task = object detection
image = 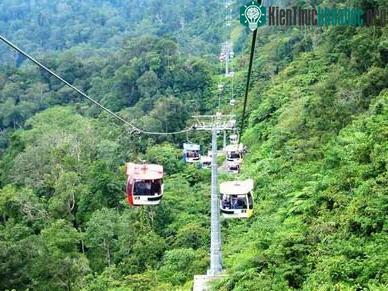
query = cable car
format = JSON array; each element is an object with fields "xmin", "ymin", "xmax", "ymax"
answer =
[
  {"xmin": 227, "ymin": 118, "xmax": 237, "ymax": 128},
  {"xmin": 183, "ymin": 143, "xmax": 201, "ymax": 163},
  {"xmin": 224, "ymin": 144, "xmax": 244, "ymax": 162},
  {"xmin": 201, "ymin": 155, "xmax": 212, "ymax": 169},
  {"xmin": 220, "ymin": 179, "xmax": 254, "ymax": 218},
  {"xmin": 226, "ymin": 160, "xmax": 240, "ymax": 174},
  {"xmin": 126, "ymin": 163, "xmax": 164, "ymax": 206},
  {"xmin": 218, "ymin": 84, "xmax": 224, "ymax": 92},
  {"xmin": 229, "ymin": 134, "xmax": 238, "ymax": 144},
  {"xmin": 229, "ymin": 99, "xmax": 236, "ymax": 106}
]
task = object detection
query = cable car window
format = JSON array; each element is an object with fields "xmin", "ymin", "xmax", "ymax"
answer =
[
  {"xmin": 228, "ymin": 152, "xmax": 240, "ymax": 159},
  {"xmin": 187, "ymin": 151, "xmax": 199, "ymax": 158},
  {"xmin": 134, "ymin": 179, "xmax": 161, "ymax": 196},
  {"xmin": 224, "ymin": 195, "xmax": 247, "ymax": 210},
  {"xmin": 134, "ymin": 181, "xmax": 150, "ymax": 196},
  {"xmin": 151, "ymin": 179, "xmax": 162, "ymax": 195},
  {"xmin": 236, "ymin": 196, "xmax": 247, "ymax": 209},
  {"xmin": 221, "ymin": 195, "xmax": 231, "ymax": 209}
]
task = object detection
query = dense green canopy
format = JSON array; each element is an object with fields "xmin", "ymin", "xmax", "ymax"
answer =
[{"xmin": 0, "ymin": 0, "xmax": 387, "ymax": 290}]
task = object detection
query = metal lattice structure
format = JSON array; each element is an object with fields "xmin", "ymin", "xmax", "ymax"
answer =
[
  {"xmin": 192, "ymin": 114, "xmax": 236, "ymax": 132},
  {"xmin": 191, "ymin": 113, "xmax": 236, "ymax": 276}
]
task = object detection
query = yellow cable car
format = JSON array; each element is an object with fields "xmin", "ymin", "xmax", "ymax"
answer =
[{"xmin": 220, "ymin": 179, "xmax": 254, "ymax": 219}]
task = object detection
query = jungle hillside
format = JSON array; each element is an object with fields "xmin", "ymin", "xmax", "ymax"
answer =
[{"xmin": 0, "ymin": 0, "xmax": 387, "ymax": 290}]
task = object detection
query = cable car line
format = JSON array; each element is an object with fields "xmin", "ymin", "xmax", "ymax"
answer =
[
  {"xmin": 0, "ymin": 35, "xmax": 192, "ymax": 136},
  {"xmin": 1, "ymin": 2, "xmax": 257, "ymax": 283},
  {"xmin": 238, "ymin": 28, "xmax": 258, "ymax": 144}
]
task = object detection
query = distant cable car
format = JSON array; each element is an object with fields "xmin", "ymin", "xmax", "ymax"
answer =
[
  {"xmin": 183, "ymin": 143, "xmax": 201, "ymax": 163},
  {"xmin": 229, "ymin": 134, "xmax": 238, "ymax": 144},
  {"xmin": 125, "ymin": 163, "xmax": 164, "ymax": 206},
  {"xmin": 201, "ymin": 155, "xmax": 212, "ymax": 169},
  {"xmin": 220, "ymin": 179, "xmax": 254, "ymax": 218},
  {"xmin": 226, "ymin": 160, "xmax": 240, "ymax": 174},
  {"xmin": 227, "ymin": 118, "xmax": 237, "ymax": 128},
  {"xmin": 224, "ymin": 144, "xmax": 244, "ymax": 162},
  {"xmin": 218, "ymin": 84, "xmax": 224, "ymax": 92}
]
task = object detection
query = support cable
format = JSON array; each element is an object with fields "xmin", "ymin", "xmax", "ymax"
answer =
[{"xmin": 238, "ymin": 29, "xmax": 257, "ymax": 144}]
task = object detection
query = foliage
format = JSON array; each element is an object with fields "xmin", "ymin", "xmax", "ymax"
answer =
[{"xmin": 0, "ymin": 0, "xmax": 387, "ymax": 290}]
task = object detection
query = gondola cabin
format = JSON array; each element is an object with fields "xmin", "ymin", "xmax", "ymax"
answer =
[
  {"xmin": 126, "ymin": 163, "xmax": 164, "ymax": 206},
  {"xmin": 229, "ymin": 134, "xmax": 238, "ymax": 144},
  {"xmin": 226, "ymin": 160, "xmax": 240, "ymax": 174},
  {"xmin": 226, "ymin": 118, "xmax": 237, "ymax": 128},
  {"xmin": 224, "ymin": 144, "xmax": 244, "ymax": 162},
  {"xmin": 201, "ymin": 155, "xmax": 212, "ymax": 169},
  {"xmin": 183, "ymin": 143, "xmax": 201, "ymax": 163},
  {"xmin": 220, "ymin": 179, "xmax": 254, "ymax": 219}
]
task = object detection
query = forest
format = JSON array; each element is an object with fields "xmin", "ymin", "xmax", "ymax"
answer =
[{"xmin": 0, "ymin": 0, "xmax": 387, "ymax": 290}]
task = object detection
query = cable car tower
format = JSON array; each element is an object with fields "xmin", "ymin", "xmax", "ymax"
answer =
[{"xmin": 192, "ymin": 113, "xmax": 236, "ymax": 276}]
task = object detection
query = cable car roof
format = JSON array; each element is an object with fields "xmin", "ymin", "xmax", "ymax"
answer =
[
  {"xmin": 220, "ymin": 179, "xmax": 253, "ymax": 195},
  {"xmin": 126, "ymin": 163, "xmax": 163, "ymax": 180},
  {"xmin": 183, "ymin": 143, "xmax": 200, "ymax": 151}
]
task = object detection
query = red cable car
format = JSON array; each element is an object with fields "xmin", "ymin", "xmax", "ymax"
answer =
[{"xmin": 125, "ymin": 163, "xmax": 164, "ymax": 206}]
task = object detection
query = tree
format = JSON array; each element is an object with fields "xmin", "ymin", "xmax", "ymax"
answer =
[
  {"xmin": 159, "ymin": 248, "xmax": 208, "ymax": 285},
  {"xmin": 32, "ymin": 220, "xmax": 90, "ymax": 291},
  {"xmin": 136, "ymin": 70, "xmax": 161, "ymax": 99},
  {"xmin": 85, "ymin": 208, "xmax": 119, "ymax": 270},
  {"xmin": 143, "ymin": 143, "xmax": 184, "ymax": 175}
]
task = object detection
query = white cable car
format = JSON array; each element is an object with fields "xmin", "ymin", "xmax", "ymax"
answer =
[
  {"xmin": 226, "ymin": 160, "xmax": 240, "ymax": 174},
  {"xmin": 201, "ymin": 155, "xmax": 212, "ymax": 169},
  {"xmin": 220, "ymin": 179, "xmax": 254, "ymax": 218},
  {"xmin": 224, "ymin": 144, "xmax": 244, "ymax": 162},
  {"xmin": 218, "ymin": 84, "xmax": 224, "ymax": 92},
  {"xmin": 226, "ymin": 119, "xmax": 237, "ymax": 128},
  {"xmin": 229, "ymin": 99, "xmax": 236, "ymax": 106},
  {"xmin": 183, "ymin": 143, "xmax": 201, "ymax": 163},
  {"xmin": 229, "ymin": 134, "xmax": 238, "ymax": 144},
  {"xmin": 126, "ymin": 163, "xmax": 164, "ymax": 206}
]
